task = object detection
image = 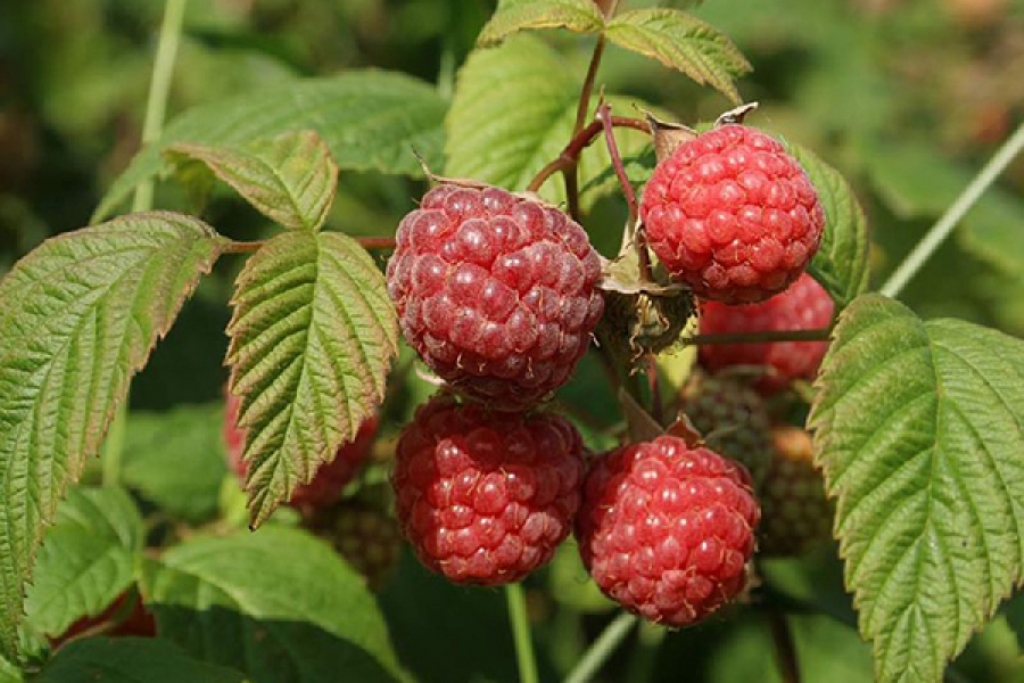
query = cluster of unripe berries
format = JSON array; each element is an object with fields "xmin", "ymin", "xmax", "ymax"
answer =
[{"xmin": 221, "ymin": 122, "xmax": 836, "ymax": 628}]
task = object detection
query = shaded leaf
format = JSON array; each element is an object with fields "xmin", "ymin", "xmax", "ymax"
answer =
[
  {"xmin": 24, "ymin": 487, "xmax": 142, "ymax": 639},
  {"xmin": 445, "ymin": 34, "xmax": 657, "ymax": 209},
  {"xmin": 604, "ymin": 9, "xmax": 750, "ymax": 104},
  {"xmin": 142, "ymin": 527, "xmax": 405, "ymax": 683},
  {"xmin": 37, "ymin": 637, "xmax": 249, "ymax": 683},
  {"xmin": 0, "ymin": 212, "xmax": 225, "ymax": 657},
  {"xmin": 786, "ymin": 141, "xmax": 871, "ymax": 308},
  {"xmin": 120, "ymin": 404, "xmax": 228, "ymax": 524},
  {"xmin": 478, "ymin": 0, "xmax": 604, "ymax": 46},
  {"xmin": 810, "ymin": 294, "xmax": 1024, "ymax": 683},
  {"xmin": 95, "ymin": 71, "xmax": 447, "ymax": 221},
  {"xmin": 168, "ymin": 130, "xmax": 338, "ymax": 231},
  {"xmin": 226, "ymin": 231, "xmax": 397, "ymax": 526},
  {"xmin": 863, "ymin": 142, "xmax": 1024, "ymax": 278}
]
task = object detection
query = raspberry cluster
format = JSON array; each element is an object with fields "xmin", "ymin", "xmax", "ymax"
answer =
[
  {"xmin": 640, "ymin": 124, "xmax": 825, "ymax": 305},
  {"xmin": 387, "ymin": 183, "xmax": 604, "ymax": 411}
]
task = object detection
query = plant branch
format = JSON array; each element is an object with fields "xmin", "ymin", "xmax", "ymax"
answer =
[
  {"xmin": 105, "ymin": 0, "xmax": 188, "ymax": 488},
  {"xmin": 683, "ymin": 328, "xmax": 832, "ymax": 346},
  {"xmin": 880, "ymin": 120, "xmax": 1024, "ymax": 299},
  {"xmin": 563, "ymin": 612, "xmax": 638, "ymax": 683},
  {"xmin": 506, "ymin": 583, "xmax": 539, "ymax": 683},
  {"xmin": 132, "ymin": 0, "xmax": 189, "ymax": 213},
  {"xmin": 527, "ymin": 117, "xmax": 651, "ymax": 194},
  {"xmin": 767, "ymin": 612, "xmax": 801, "ymax": 683}
]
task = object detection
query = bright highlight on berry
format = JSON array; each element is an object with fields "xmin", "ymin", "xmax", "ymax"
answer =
[
  {"xmin": 640, "ymin": 124, "xmax": 826, "ymax": 304},
  {"xmin": 387, "ymin": 183, "xmax": 604, "ymax": 411},
  {"xmin": 575, "ymin": 436, "xmax": 760, "ymax": 627}
]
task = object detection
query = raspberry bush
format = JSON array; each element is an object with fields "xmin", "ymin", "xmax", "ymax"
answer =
[{"xmin": 1, "ymin": 1, "xmax": 1023, "ymax": 682}]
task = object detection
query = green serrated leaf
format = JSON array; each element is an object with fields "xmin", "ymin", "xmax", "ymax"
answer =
[
  {"xmin": 604, "ymin": 9, "xmax": 750, "ymax": 104},
  {"xmin": 120, "ymin": 404, "xmax": 228, "ymax": 524},
  {"xmin": 24, "ymin": 487, "xmax": 143, "ymax": 639},
  {"xmin": 94, "ymin": 71, "xmax": 447, "ymax": 222},
  {"xmin": 0, "ymin": 212, "xmax": 225, "ymax": 659},
  {"xmin": 226, "ymin": 231, "xmax": 397, "ymax": 526},
  {"xmin": 786, "ymin": 142, "xmax": 871, "ymax": 309},
  {"xmin": 810, "ymin": 294, "xmax": 1024, "ymax": 683},
  {"xmin": 37, "ymin": 637, "xmax": 249, "ymax": 683},
  {"xmin": 477, "ymin": 0, "xmax": 605, "ymax": 46},
  {"xmin": 445, "ymin": 34, "xmax": 657, "ymax": 209},
  {"xmin": 168, "ymin": 130, "xmax": 339, "ymax": 231},
  {"xmin": 142, "ymin": 527, "xmax": 405, "ymax": 683}
]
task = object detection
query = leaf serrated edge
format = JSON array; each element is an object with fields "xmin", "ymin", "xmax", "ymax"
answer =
[
  {"xmin": 223, "ymin": 232, "xmax": 398, "ymax": 528},
  {"xmin": 0, "ymin": 211, "xmax": 226, "ymax": 659},
  {"xmin": 167, "ymin": 131, "xmax": 339, "ymax": 232},
  {"xmin": 477, "ymin": 0, "xmax": 606, "ymax": 46},
  {"xmin": 604, "ymin": 8, "xmax": 751, "ymax": 104}
]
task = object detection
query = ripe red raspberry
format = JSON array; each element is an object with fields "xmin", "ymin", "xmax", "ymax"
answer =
[
  {"xmin": 391, "ymin": 395, "xmax": 585, "ymax": 585},
  {"xmin": 387, "ymin": 183, "xmax": 605, "ymax": 411},
  {"xmin": 576, "ymin": 437, "xmax": 759, "ymax": 626},
  {"xmin": 698, "ymin": 272, "xmax": 834, "ymax": 394},
  {"xmin": 758, "ymin": 425, "xmax": 833, "ymax": 557},
  {"xmin": 224, "ymin": 390, "xmax": 378, "ymax": 508},
  {"xmin": 678, "ymin": 372, "xmax": 773, "ymax": 488},
  {"xmin": 639, "ymin": 124, "xmax": 825, "ymax": 304}
]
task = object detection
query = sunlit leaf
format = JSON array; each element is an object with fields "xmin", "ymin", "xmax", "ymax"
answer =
[
  {"xmin": 0, "ymin": 212, "xmax": 225, "ymax": 657},
  {"xmin": 810, "ymin": 294, "xmax": 1024, "ymax": 683},
  {"xmin": 226, "ymin": 231, "xmax": 397, "ymax": 526},
  {"xmin": 477, "ymin": 0, "xmax": 605, "ymax": 46},
  {"xmin": 168, "ymin": 130, "xmax": 338, "ymax": 231}
]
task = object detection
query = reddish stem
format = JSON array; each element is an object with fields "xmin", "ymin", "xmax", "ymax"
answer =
[
  {"xmin": 684, "ymin": 328, "xmax": 832, "ymax": 346},
  {"xmin": 357, "ymin": 236, "xmax": 398, "ymax": 250},
  {"xmin": 527, "ymin": 116, "xmax": 651, "ymax": 194}
]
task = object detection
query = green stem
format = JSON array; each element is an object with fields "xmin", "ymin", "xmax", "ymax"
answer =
[
  {"xmin": 880, "ymin": 121, "xmax": 1024, "ymax": 299},
  {"xmin": 563, "ymin": 612, "xmax": 637, "ymax": 683},
  {"xmin": 103, "ymin": 0, "xmax": 188, "ymax": 487},
  {"xmin": 132, "ymin": 0, "xmax": 189, "ymax": 212},
  {"xmin": 624, "ymin": 619, "xmax": 665, "ymax": 682},
  {"xmin": 506, "ymin": 583, "xmax": 539, "ymax": 683}
]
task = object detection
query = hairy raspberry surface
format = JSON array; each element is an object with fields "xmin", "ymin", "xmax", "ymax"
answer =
[
  {"xmin": 699, "ymin": 272, "xmax": 834, "ymax": 394},
  {"xmin": 640, "ymin": 125, "xmax": 825, "ymax": 304},
  {"xmin": 576, "ymin": 437, "xmax": 759, "ymax": 626},
  {"xmin": 392, "ymin": 395, "xmax": 585, "ymax": 585},
  {"xmin": 224, "ymin": 390, "xmax": 378, "ymax": 508},
  {"xmin": 387, "ymin": 184, "xmax": 605, "ymax": 411},
  {"xmin": 679, "ymin": 372, "xmax": 773, "ymax": 488},
  {"xmin": 759, "ymin": 426, "xmax": 833, "ymax": 557}
]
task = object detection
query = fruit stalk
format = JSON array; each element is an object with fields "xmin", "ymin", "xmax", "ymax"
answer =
[
  {"xmin": 880, "ymin": 120, "xmax": 1024, "ymax": 298},
  {"xmin": 506, "ymin": 583, "xmax": 540, "ymax": 683},
  {"xmin": 562, "ymin": 612, "xmax": 637, "ymax": 683}
]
